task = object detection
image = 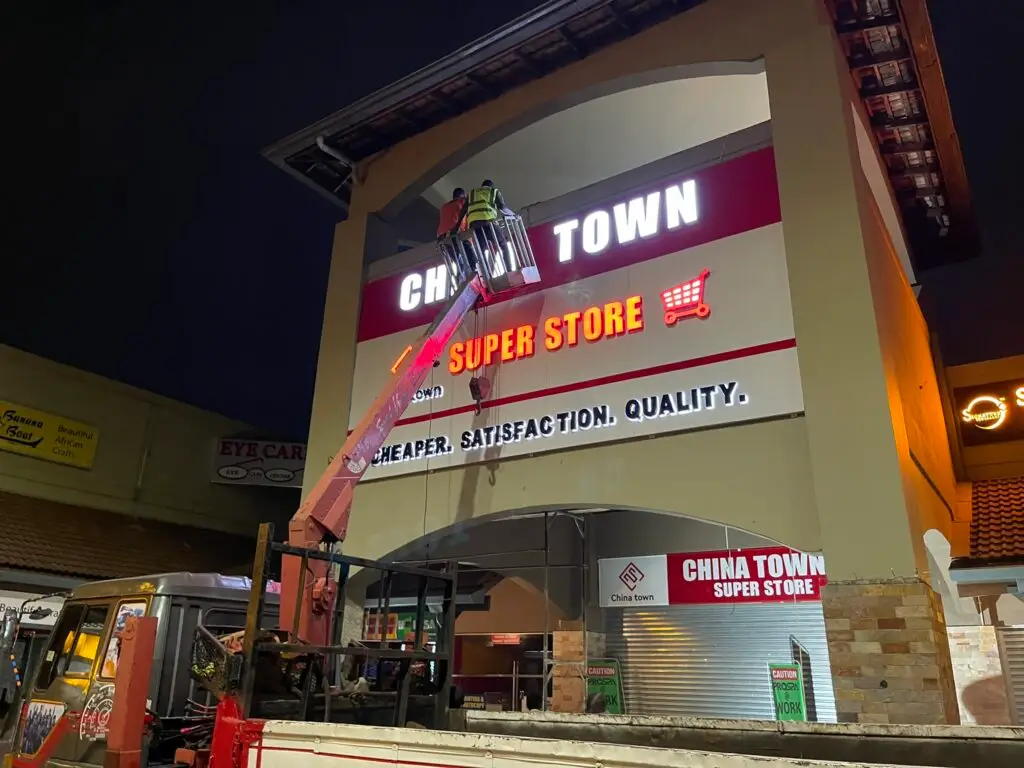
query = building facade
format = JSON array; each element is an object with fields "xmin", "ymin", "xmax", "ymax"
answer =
[
  {"xmin": 265, "ymin": 0, "xmax": 980, "ymax": 724},
  {"xmin": 0, "ymin": 343, "xmax": 296, "ymax": 617}
]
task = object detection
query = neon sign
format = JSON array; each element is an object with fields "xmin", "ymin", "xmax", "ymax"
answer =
[
  {"xmin": 1017, "ymin": 386, "xmax": 1024, "ymax": 407},
  {"xmin": 960, "ymin": 395, "xmax": 1008, "ymax": 430},
  {"xmin": 448, "ymin": 297, "xmax": 644, "ymax": 375},
  {"xmin": 552, "ymin": 180, "xmax": 698, "ymax": 263},
  {"xmin": 661, "ymin": 269, "xmax": 711, "ymax": 325}
]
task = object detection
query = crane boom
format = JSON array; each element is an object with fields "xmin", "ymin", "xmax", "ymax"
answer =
[{"xmin": 280, "ymin": 216, "xmax": 541, "ymax": 642}]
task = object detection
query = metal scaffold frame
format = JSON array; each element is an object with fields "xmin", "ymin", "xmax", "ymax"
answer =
[
  {"xmin": 389, "ymin": 510, "xmax": 590, "ymax": 712},
  {"xmin": 238, "ymin": 523, "xmax": 459, "ymax": 729}
]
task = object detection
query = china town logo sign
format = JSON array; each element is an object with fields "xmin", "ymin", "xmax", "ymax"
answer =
[
  {"xmin": 618, "ymin": 562, "xmax": 645, "ymax": 592},
  {"xmin": 398, "ymin": 179, "xmax": 700, "ymax": 312}
]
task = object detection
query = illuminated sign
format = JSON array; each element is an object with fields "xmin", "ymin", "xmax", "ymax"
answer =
[
  {"xmin": 624, "ymin": 382, "xmax": 748, "ymax": 423},
  {"xmin": 413, "ymin": 385, "xmax": 444, "ymax": 403},
  {"xmin": 960, "ymin": 395, "xmax": 1008, "ymax": 431},
  {"xmin": 552, "ymin": 180, "xmax": 698, "ymax": 263},
  {"xmin": 399, "ymin": 264, "xmax": 451, "ymax": 312},
  {"xmin": 371, "ymin": 379, "xmax": 752, "ymax": 469},
  {"xmin": 448, "ymin": 297, "xmax": 644, "ymax": 375},
  {"xmin": 396, "ymin": 180, "xmax": 699, "ymax": 312},
  {"xmin": 462, "ymin": 406, "xmax": 616, "ymax": 451},
  {"xmin": 489, "ymin": 634, "xmax": 522, "ymax": 646},
  {"xmin": 955, "ymin": 379, "xmax": 1024, "ymax": 446},
  {"xmin": 660, "ymin": 269, "xmax": 711, "ymax": 325}
]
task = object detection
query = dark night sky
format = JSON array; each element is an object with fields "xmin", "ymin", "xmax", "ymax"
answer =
[{"xmin": 3, "ymin": 1, "xmax": 1020, "ymax": 440}]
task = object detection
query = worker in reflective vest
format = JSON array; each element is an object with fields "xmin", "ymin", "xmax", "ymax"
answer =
[{"xmin": 460, "ymin": 180, "xmax": 513, "ymax": 274}]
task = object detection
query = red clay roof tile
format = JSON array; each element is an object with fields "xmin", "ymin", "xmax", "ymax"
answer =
[
  {"xmin": 0, "ymin": 490, "xmax": 256, "ymax": 580},
  {"xmin": 970, "ymin": 477, "xmax": 1024, "ymax": 562}
]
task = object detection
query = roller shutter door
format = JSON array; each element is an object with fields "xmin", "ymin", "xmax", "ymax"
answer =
[
  {"xmin": 997, "ymin": 626, "xmax": 1024, "ymax": 725},
  {"xmin": 603, "ymin": 602, "xmax": 836, "ymax": 722}
]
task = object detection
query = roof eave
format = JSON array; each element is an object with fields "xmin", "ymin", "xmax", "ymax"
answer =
[
  {"xmin": 261, "ymin": 0, "xmax": 613, "ymax": 166},
  {"xmin": 898, "ymin": 0, "xmax": 980, "ymax": 259}
]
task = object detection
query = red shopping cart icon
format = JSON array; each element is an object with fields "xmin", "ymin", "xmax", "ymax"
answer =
[{"xmin": 661, "ymin": 268, "xmax": 711, "ymax": 326}]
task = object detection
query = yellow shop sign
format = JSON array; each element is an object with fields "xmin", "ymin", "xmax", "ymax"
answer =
[{"xmin": 0, "ymin": 401, "xmax": 100, "ymax": 469}]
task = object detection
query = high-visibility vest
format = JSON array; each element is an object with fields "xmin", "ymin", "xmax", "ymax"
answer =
[{"xmin": 466, "ymin": 186, "xmax": 499, "ymax": 224}]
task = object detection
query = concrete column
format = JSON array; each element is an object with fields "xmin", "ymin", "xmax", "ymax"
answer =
[
  {"xmin": 766, "ymin": 22, "xmax": 958, "ymax": 724},
  {"xmin": 766, "ymin": 18, "xmax": 917, "ymax": 582},
  {"xmin": 302, "ymin": 212, "xmax": 368, "ymax": 499}
]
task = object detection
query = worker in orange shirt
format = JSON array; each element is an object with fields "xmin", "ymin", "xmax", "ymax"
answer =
[
  {"xmin": 437, "ymin": 187, "xmax": 468, "ymax": 239},
  {"xmin": 437, "ymin": 187, "xmax": 470, "ymax": 282}
]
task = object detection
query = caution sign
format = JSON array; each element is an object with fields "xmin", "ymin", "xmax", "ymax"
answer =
[
  {"xmin": 586, "ymin": 658, "xmax": 625, "ymax": 714},
  {"xmin": 768, "ymin": 663, "xmax": 807, "ymax": 722}
]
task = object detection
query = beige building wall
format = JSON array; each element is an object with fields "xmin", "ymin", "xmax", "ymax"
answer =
[
  {"xmin": 0, "ymin": 344, "xmax": 293, "ymax": 535},
  {"xmin": 306, "ymin": 0, "xmax": 957, "ymax": 585}
]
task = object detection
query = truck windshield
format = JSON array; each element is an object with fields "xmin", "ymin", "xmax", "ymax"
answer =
[{"xmin": 34, "ymin": 603, "xmax": 110, "ymax": 688}]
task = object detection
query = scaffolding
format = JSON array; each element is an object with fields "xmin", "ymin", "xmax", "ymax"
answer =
[{"xmin": 191, "ymin": 523, "xmax": 459, "ymax": 730}]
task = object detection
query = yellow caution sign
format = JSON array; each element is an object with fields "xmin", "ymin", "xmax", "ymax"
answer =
[{"xmin": 0, "ymin": 401, "xmax": 100, "ymax": 469}]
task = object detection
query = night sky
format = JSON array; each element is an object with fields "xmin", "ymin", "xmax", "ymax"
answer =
[{"xmin": 3, "ymin": 1, "xmax": 1020, "ymax": 440}]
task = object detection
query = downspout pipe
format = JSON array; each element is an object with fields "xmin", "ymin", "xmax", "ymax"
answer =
[{"xmin": 316, "ymin": 136, "xmax": 355, "ymax": 169}]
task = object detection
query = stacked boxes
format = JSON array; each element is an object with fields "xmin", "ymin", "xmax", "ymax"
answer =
[{"xmin": 551, "ymin": 620, "xmax": 586, "ymax": 713}]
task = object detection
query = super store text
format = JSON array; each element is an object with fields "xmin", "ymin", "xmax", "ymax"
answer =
[{"xmin": 371, "ymin": 379, "xmax": 749, "ymax": 467}]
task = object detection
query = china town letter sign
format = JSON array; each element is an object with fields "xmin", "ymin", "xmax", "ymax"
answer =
[{"xmin": 398, "ymin": 179, "xmax": 699, "ymax": 311}]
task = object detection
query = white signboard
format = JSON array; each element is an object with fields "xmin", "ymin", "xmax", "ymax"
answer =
[
  {"xmin": 598, "ymin": 555, "xmax": 669, "ymax": 608},
  {"xmin": 0, "ymin": 590, "xmax": 65, "ymax": 627},
  {"xmin": 213, "ymin": 439, "xmax": 306, "ymax": 488},
  {"xmin": 350, "ymin": 224, "xmax": 802, "ymax": 481}
]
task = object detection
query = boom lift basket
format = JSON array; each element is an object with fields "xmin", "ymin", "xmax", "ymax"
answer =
[{"xmin": 439, "ymin": 214, "xmax": 540, "ymax": 298}]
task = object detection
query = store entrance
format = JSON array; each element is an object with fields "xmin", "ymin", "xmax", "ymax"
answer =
[{"xmin": 454, "ymin": 633, "xmax": 550, "ymax": 711}]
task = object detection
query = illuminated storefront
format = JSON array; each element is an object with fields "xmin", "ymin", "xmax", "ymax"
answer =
[
  {"xmin": 350, "ymin": 147, "xmax": 800, "ymax": 484},
  {"xmin": 264, "ymin": 0, "xmax": 975, "ymax": 725},
  {"xmin": 944, "ymin": 357, "xmax": 1024, "ymax": 725}
]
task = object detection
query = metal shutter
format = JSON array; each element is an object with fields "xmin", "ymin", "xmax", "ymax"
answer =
[
  {"xmin": 997, "ymin": 626, "xmax": 1024, "ymax": 725},
  {"xmin": 603, "ymin": 602, "xmax": 836, "ymax": 722}
]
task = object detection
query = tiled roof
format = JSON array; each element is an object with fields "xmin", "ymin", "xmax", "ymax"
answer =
[
  {"xmin": 0, "ymin": 490, "xmax": 257, "ymax": 580},
  {"xmin": 969, "ymin": 477, "xmax": 1024, "ymax": 562}
]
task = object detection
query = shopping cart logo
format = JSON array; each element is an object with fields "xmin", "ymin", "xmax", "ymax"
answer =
[
  {"xmin": 618, "ymin": 562, "xmax": 646, "ymax": 591},
  {"xmin": 661, "ymin": 268, "xmax": 711, "ymax": 326}
]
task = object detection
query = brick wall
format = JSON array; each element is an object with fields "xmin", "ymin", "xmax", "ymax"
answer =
[
  {"xmin": 823, "ymin": 579, "xmax": 959, "ymax": 724},
  {"xmin": 948, "ymin": 625, "xmax": 1011, "ymax": 725}
]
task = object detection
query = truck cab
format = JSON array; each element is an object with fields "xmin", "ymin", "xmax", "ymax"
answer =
[{"xmin": 7, "ymin": 573, "xmax": 278, "ymax": 768}]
